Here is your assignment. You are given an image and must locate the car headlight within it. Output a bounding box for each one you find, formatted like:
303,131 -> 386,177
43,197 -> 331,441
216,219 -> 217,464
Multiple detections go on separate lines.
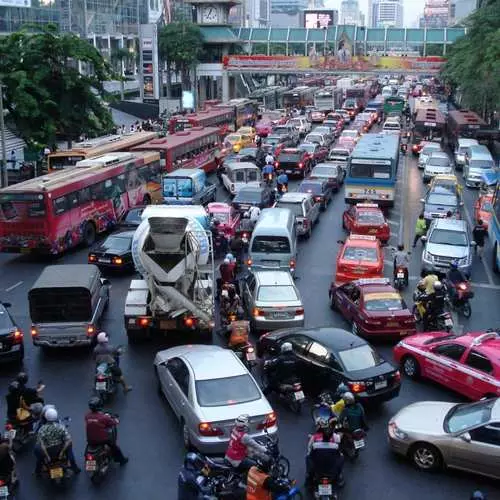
389,422 -> 408,440
458,256 -> 468,265
423,251 -> 434,263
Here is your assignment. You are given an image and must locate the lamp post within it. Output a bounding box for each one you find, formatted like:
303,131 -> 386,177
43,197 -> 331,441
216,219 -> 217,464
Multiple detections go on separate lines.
0,82 -> 7,188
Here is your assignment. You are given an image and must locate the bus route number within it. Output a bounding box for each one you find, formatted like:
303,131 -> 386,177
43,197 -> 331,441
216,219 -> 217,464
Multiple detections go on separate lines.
363,188 -> 377,195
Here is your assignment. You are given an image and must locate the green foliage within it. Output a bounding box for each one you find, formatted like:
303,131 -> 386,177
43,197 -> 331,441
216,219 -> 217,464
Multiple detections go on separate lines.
0,24 -> 114,146
441,0 -> 500,117
158,22 -> 204,89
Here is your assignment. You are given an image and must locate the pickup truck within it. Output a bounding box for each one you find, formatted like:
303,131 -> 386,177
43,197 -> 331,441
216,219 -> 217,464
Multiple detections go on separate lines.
162,168 -> 217,205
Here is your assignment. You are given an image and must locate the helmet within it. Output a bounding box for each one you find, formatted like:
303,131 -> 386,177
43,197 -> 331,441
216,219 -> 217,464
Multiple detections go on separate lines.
280,342 -> 293,354
343,392 -> 355,405
256,455 -> 272,473
235,414 -> 249,428
225,253 -> 234,261
450,260 -> 459,269
8,381 -> 19,393
31,402 -> 44,418
471,492 -> 486,500
184,452 -> 205,471
97,332 -> 109,344
44,408 -> 58,422
336,383 -> 349,397
223,258 -> 230,265
243,211 -> 250,219
88,397 -> 103,412
317,417 -> 330,430
397,244 -> 404,251
433,281 -> 443,291
417,280 -> 426,291
16,372 -> 28,385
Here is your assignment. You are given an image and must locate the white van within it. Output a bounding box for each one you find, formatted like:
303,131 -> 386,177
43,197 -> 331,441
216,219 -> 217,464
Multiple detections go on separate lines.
221,162 -> 262,196
454,138 -> 479,169
382,86 -> 393,98
382,119 -> 402,135
463,145 -> 497,188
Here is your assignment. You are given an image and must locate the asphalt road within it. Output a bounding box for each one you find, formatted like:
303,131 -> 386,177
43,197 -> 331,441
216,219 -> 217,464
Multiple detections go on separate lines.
1,127 -> 500,500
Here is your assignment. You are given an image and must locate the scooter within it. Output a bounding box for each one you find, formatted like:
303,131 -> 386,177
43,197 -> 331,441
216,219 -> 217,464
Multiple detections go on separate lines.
339,427 -> 366,462
94,362 -> 118,402
262,363 -> 305,414
312,476 -> 339,499
85,419 -> 119,483
445,281 -> 473,318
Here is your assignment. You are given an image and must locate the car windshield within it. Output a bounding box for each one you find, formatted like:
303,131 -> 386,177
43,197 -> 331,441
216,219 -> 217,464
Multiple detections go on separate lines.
298,144 -> 315,153
235,190 -> 261,202
123,208 -> 143,225
428,157 -> 449,167
313,167 -> 337,177
364,295 -> 404,311
299,182 -> 322,194
210,212 -> 230,224
338,344 -> 383,371
422,146 -> 441,155
426,194 -> 456,207
257,285 -> 298,301
306,135 -> 322,143
278,153 -> 301,163
265,137 -> 280,145
445,400 -> 495,433
357,211 -> 384,224
342,246 -> 378,262
102,235 -> 131,252
470,160 -> 494,169
275,202 -> 304,217
0,306 -> 13,330
196,374 -> 261,407
429,228 -> 467,246
251,236 -> 290,253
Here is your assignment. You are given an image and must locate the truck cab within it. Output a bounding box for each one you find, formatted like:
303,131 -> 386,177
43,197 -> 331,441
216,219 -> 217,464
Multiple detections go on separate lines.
162,168 -> 216,205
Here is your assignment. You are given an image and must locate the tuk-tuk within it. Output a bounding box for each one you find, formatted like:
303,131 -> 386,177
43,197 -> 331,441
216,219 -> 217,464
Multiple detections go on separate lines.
207,202 -> 241,238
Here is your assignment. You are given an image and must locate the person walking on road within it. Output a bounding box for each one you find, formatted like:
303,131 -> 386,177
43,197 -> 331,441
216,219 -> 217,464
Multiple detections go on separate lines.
472,219 -> 488,260
412,214 -> 427,248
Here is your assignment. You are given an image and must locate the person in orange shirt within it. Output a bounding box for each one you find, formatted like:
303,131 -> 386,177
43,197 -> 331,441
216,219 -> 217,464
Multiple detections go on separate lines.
246,457 -> 289,500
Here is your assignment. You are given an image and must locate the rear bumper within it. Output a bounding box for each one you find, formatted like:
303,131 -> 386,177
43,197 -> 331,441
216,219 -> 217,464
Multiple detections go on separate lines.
253,316 -> 304,332
357,324 -> 416,339
358,384 -> 401,404
0,344 -> 23,362
33,336 -> 92,348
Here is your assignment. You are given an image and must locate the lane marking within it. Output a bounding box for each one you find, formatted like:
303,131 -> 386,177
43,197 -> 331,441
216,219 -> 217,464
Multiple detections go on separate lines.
399,153 -> 409,246
5,281 -> 23,292
387,219 -> 400,226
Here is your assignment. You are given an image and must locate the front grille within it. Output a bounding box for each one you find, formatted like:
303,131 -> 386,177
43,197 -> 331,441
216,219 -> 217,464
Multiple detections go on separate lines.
434,255 -> 453,264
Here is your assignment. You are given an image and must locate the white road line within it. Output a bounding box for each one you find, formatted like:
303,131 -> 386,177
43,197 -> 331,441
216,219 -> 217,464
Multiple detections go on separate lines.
387,219 -> 400,226
5,281 -> 23,292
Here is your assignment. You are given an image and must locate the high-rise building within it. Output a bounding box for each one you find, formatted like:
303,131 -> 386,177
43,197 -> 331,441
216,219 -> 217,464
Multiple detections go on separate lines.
449,0 -> 476,24
308,0 -> 325,8
340,0 -> 359,24
230,0 -> 270,26
270,0 -> 307,15
419,0 -> 450,28
372,0 -> 403,27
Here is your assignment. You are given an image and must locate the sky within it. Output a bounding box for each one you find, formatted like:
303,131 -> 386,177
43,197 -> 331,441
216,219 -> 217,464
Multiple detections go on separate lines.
324,0 -> 426,27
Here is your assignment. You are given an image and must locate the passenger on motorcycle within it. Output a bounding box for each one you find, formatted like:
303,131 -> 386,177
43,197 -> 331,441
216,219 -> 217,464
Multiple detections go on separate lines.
247,456 -> 289,500
305,417 -> 344,489
338,392 -> 369,433
445,260 -> 468,301
263,342 -> 298,395
247,206 -> 261,223
264,153 -> 274,166
423,281 -> 446,330
93,332 -> 132,393
34,407 -> 80,476
177,452 -> 211,500
392,244 -> 410,282
328,383 -> 350,417
0,440 -> 17,487
262,162 -> 274,181
224,415 -> 268,471
220,284 -> 241,318
239,212 -> 255,233
421,270 -> 439,295
85,397 -> 128,465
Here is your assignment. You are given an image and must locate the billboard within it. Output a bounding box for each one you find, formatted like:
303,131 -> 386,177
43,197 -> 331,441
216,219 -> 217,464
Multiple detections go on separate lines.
0,0 -> 31,5
304,9 -> 337,28
139,24 -> 160,101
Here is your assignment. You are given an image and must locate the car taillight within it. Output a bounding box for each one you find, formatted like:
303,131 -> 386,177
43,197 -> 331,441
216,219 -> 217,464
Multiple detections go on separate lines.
112,256 -> 123,265
257,411 -> 277,430
12,329 -> 23,344
136,317 -> 152,327
458,283 -> 467,291
315,196 -> 322,202
198,422 -> 224,437
348,381 -> 366,393
393,371 -> 401,383
289,259 -> 296,270
253,308 -> 264,317
246,258 -> 253,266
96,375 -> 106,382
87,325 -> 95,336
88,254 -> 97,263
295,308 -> 304,316
31,325 -> 38,337
298,162 -> 303,168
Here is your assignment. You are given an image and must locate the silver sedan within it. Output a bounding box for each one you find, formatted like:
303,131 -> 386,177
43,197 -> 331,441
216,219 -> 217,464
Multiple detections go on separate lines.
154,344 -> 277,454
388,398 -> 500,480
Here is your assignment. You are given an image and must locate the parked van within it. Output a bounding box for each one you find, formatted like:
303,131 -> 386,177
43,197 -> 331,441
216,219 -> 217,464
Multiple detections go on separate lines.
29,264 -> 110,348
162,168 -> 216,205
454,138 -> 479,170
464,145 -> 497,188
248,208 -> 297,273
221,162 -> 262,196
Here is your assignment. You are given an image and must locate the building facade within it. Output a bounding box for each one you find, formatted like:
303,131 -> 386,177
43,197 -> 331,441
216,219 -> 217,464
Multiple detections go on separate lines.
449,0 -> 476,24
372,0 -> 403,27
340,0 -> 359,24
270,0 -> 307,15
229,0 -> 270,26
419,0 -> 450,28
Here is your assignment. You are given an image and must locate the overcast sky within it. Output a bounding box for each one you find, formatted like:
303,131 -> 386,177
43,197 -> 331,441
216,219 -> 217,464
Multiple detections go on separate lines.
325,0 -> 425,27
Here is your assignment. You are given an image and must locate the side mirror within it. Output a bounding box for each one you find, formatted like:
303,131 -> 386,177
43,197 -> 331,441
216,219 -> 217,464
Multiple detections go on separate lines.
460,201 -> 464,206
419,198 -> 425,203
101,278 -> 111,286
2,302 -> 11,308
337,240 -> 344,245
421,236 -> 427,242
460,432 -> 471,443
470,241 -> 477,247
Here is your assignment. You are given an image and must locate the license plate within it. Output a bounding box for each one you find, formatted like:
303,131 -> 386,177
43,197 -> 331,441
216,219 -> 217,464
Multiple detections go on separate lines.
445,318 -> 453,326
318,484 -> 332,495
374,380 -> 387,390
49,467 -> 64,479
397,272 -> 404,278
160,320 -> 177,329
353,269 -> 365,274
368,229 -> 377,234
85,460 -> 97,471
95,382 -> 106,391
286,170 -> 292,174
354,439 -> 365,449
387,322 -> 399,327
246,351 -> 256,361
4,429 -> 16,440
0,486 -> 8,497
272,311 -> 289,319
294,390 -> 305,401
99,258 -> 111,263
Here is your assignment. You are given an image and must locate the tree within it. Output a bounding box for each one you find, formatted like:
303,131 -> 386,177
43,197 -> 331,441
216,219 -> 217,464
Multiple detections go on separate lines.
0,24 -> 115,148
440,0 -> 500,120
158,22 -> 204,103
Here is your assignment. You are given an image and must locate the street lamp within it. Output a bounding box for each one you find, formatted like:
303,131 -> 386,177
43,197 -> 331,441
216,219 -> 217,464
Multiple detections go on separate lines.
0,82 -> 7,188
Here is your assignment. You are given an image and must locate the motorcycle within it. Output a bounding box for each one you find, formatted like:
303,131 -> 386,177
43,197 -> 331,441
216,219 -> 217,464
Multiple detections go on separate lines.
262,363 -> 305,414
223,318 -> 257,372
94,363 -> 117,402
310,391 -> 335,426
4,419 -> 34,453
84,418 -> 118,483
0,475 -> 15,500
339,427 -> 366,462
313,476 -> 339,500
413,300 -> 454,332
274,476 -> 302,499
393,266 -> 408,290
445,281 -> 473,318
400,143 -> 408,155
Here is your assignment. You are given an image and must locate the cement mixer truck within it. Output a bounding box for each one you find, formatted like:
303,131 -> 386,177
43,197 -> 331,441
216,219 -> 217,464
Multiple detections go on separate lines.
124,205 -> 215,343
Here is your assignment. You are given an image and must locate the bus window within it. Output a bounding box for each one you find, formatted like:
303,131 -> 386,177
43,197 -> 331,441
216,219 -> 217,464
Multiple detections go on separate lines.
67,192 -> 79,209
53,196 -> 69,215
163,178 -> 177,197
177,178 -> 193,198
79,187 -> 91,203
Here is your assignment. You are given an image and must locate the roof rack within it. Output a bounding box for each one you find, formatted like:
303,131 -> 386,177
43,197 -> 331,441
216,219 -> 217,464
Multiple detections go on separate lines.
472,332 -> 499,346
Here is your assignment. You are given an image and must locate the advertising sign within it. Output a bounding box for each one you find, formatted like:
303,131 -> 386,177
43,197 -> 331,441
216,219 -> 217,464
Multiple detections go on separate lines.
0,0 -> 31,6
304,9 -> 337,28
139,24 -> 160,101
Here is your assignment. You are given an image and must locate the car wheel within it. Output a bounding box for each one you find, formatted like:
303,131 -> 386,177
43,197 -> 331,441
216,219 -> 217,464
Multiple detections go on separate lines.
83,221 -> 96,247
493,243 -> 499,274
410,443 -> 442,471
402,355 -> 420,379
182,421 -> 193,451
154,366 -> 163,396
329,292 -> 337,310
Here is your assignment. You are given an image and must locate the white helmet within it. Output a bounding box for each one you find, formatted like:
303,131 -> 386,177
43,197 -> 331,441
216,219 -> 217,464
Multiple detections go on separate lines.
97,332 -> 109,344
433,281 -> 443,291
45,408 -> 59,422
235,414 -> 249,428
280,342 -> 293,354
343,392 -> 355,405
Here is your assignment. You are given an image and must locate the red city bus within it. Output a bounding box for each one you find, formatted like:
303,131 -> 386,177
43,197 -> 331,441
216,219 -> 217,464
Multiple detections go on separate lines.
0,151 -> 161,255
411,108 -> 446,153
214,99 -> 259,129
132,126 -> 221,174
168,107 -> 235,137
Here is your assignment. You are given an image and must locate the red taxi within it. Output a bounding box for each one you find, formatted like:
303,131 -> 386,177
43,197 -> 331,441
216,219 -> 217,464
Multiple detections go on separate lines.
329,278 -> 416,339
393,330 -> 500,400
342,203 -> 390,244
411,139 -> 433,156
337,137 -> 356,151
207,202 -> 241,238
474,193 -> 493,230
332,234 -> 384,287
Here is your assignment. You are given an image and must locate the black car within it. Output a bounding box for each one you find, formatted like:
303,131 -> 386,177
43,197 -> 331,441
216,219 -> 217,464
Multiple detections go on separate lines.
275,149 -> 312,178
0,302 -> 24,364
257,326 -> 401,404
231,186 -> 274,213
297,179 -> 333,210
88,231 -> 135,270
119,206 -> 146,228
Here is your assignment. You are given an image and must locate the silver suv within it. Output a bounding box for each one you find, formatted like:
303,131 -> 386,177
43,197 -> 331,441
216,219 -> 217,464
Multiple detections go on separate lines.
275,192 -> 319,239
421,218 -> 475,276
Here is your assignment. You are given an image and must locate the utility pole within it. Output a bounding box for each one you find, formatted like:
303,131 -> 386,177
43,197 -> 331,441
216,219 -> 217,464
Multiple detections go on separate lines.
0,82 -> 7,188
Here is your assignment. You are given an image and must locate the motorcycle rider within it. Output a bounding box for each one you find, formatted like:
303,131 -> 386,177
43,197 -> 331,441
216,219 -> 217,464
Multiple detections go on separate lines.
177,452 -> 212,500
338,392 -> 369,433
392,244 -> 410,283
262,160 -> 274,184
5,382 -> 21,424
248,205 -> 261,223
328,383 -> 350,417
224,415 -> 268,472
219,257 -> 237,285
229,232 -> 244,265
246,456 -> 289,500
16,372 -> 44,408
263,342 -> 298,396
276,170 -> 288,193
305,416 -> 344,489
423,281 -> 446,330
445,260 -> 468,302
239,211 -> 255,233
421,270 -> 439,295
93,332 -> 132,393
0,439 -> 17,487
264,152 -> 274,167
35,407 -> 81,476
85,397 -> 128,466
226,308 -> 250,348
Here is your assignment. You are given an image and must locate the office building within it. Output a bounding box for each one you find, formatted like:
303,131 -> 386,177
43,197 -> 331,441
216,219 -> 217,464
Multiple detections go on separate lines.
419,0 -> 450,28
449,0 -> 476,24
271,0 -> 307,15
372,0 -> 403,27
340,0 -> 359,24
308,0 -> 325,7
230,0 -> 270,26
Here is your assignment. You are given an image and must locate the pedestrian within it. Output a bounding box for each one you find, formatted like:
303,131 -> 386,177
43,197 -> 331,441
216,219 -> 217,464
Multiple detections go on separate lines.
472,219 -> 488,259
9,151 -> 16,169
413,213 -> 427,248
